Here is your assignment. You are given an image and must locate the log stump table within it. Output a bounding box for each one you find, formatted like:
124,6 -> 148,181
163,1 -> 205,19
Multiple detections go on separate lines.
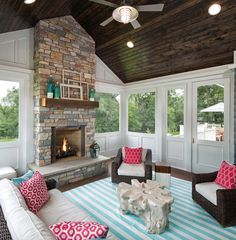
117,179 -> 174,234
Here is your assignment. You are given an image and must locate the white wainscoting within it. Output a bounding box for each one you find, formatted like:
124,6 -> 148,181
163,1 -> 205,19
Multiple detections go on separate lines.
126,133 -> 158,160
0,145 -> 20,169
0,28 -> 34,70
95,132 -> 122,157
166,137 -> 185,169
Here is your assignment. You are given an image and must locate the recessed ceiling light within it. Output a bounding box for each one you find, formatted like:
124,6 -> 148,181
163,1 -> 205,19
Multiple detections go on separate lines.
208,3 -> 221,16
127,41 -> 134,48
24,0 -> 36,4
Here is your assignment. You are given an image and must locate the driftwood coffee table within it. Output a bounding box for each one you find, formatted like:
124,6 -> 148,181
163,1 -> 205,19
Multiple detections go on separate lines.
117,179 -> 174,234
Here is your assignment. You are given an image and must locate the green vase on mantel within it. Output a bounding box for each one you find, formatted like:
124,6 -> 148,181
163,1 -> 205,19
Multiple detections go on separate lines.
89,88 -> 95,101
47,75 -> 54,98
54,82 -> 60,99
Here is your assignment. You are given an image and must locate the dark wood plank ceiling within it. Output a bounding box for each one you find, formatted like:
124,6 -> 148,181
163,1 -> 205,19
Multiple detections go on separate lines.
0,0 -> 235,83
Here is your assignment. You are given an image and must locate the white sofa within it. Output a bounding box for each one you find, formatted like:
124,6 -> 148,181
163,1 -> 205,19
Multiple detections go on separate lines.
0,178 -> 116,240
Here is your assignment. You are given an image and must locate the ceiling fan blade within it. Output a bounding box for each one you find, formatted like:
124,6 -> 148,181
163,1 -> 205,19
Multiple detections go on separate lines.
136,4 -> 164,12
89,0 -> 119,8
131,20 -> 141,29
100,16 -> 114,26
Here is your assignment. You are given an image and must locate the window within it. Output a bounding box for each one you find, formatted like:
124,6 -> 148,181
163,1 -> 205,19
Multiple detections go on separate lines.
0,80 -> 19,142
167,88 -> 184,136
95,92 -> 120,133
197,84 -> 224,141
128,92 -> 155,133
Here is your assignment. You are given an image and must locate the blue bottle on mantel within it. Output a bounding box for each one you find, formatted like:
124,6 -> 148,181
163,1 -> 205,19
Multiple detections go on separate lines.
47,75 -> 54,98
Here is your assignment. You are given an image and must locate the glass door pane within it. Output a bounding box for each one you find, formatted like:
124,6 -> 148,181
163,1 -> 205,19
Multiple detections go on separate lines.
167,88 -> 184,137
197,84 -> 224,141
0,80 -> 19,142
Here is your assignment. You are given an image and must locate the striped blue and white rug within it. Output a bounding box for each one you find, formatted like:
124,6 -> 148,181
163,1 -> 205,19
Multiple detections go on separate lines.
64,177 -> 236,240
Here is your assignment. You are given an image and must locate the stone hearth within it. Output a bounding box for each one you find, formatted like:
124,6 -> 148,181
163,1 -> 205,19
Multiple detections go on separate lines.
33,15 -> 96,167
29,156 -> 110,187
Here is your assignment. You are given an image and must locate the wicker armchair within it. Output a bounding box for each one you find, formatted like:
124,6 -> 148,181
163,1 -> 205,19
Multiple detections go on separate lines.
111,148 -> 152,184
192,170 -> 236,227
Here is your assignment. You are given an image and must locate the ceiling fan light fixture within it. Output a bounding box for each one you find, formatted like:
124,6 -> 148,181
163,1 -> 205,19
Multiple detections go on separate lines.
120,8 -> 132,24
208,3 -> 221,15
24,0 -> 36,4
113,6 -> 139,24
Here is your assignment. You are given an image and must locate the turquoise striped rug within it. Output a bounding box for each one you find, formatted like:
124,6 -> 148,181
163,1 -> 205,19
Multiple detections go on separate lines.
64,177 -> 236,240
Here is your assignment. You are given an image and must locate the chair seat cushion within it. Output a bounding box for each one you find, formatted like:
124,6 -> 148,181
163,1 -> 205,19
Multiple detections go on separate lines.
195,181 -> 226,205
118,162 -> 145,177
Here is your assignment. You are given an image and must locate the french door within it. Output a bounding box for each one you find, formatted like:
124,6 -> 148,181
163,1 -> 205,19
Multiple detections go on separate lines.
163,85 -> 186,169
192,78 -> 230,173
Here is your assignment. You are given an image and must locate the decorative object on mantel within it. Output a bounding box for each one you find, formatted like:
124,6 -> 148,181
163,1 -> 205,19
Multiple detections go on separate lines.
47,75 -> 54,99
54,82 -> 60,99
89,88 -> 95,101
89,141 -> 100,158
61,69 -> 95,101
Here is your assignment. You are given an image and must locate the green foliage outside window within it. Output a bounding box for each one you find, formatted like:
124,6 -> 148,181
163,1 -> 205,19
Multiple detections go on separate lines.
197,85 -> 224,124
128,92 -> 155,134
168,89 -> 184,136
0,86 -> 19,142
95,92 -> 120,133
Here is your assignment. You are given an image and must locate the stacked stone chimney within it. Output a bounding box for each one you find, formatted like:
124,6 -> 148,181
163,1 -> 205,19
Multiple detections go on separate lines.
33,16 -> 96,166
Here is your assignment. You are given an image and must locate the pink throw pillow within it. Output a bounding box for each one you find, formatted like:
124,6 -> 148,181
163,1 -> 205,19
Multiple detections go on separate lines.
215,160 -> 236,189
49,221 -> 109,240
20,171 -> 49,213
124,147 -> 143,164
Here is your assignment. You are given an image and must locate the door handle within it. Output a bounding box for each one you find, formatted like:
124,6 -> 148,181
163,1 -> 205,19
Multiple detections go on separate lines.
192,138 -> 195,144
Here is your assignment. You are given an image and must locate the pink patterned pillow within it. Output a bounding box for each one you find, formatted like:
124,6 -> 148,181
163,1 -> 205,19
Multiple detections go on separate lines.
124,147 -> 143,164
215,160 -> 236,189
20,171 -> 49,213
49,221 -> 109,240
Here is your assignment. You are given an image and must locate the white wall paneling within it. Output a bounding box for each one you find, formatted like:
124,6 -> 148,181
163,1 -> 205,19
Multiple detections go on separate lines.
166,138 -> 185,169
0,29 -> 34,70
96,56 -> 123,86
95,132 -> 122,156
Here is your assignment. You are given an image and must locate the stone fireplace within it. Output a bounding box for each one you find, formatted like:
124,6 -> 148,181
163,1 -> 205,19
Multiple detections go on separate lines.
33,15 -> 96,167
51,125 -> 86,163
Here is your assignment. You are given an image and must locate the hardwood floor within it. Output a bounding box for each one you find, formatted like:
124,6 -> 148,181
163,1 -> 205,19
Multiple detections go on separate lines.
59,166 -> 192,192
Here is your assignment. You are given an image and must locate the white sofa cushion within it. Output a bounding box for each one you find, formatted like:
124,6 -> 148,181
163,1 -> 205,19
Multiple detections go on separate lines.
0,179 -> 28,220
195,181 -> 226,206
37,189 -> 92,225
37,189 -> 115,240
122,147 -> 147,162
118,162 -> 145,177
7,208 -> 55,240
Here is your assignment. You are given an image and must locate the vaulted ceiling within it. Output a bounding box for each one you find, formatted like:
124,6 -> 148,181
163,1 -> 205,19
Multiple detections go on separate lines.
0,0 -> 235,83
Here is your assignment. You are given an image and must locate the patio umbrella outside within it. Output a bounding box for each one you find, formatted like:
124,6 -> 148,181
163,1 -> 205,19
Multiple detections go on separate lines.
200,102 -> 224,113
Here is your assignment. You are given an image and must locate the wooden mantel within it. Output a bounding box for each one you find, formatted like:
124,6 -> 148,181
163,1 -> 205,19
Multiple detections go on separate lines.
41,97 -> 99,108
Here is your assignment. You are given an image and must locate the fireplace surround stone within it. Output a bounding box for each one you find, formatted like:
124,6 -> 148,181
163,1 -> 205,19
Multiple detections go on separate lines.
33,15 -> 96,167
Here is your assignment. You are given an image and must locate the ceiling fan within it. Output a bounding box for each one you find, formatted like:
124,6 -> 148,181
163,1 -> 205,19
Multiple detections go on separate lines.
89,0 -> 164,29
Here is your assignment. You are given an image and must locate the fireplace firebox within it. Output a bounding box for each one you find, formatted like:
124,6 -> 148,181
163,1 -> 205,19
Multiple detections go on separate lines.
51,125 -> 86,163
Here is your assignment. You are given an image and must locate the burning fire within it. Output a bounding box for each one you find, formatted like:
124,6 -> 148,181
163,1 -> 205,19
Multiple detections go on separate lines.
62,137 -> 68,152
